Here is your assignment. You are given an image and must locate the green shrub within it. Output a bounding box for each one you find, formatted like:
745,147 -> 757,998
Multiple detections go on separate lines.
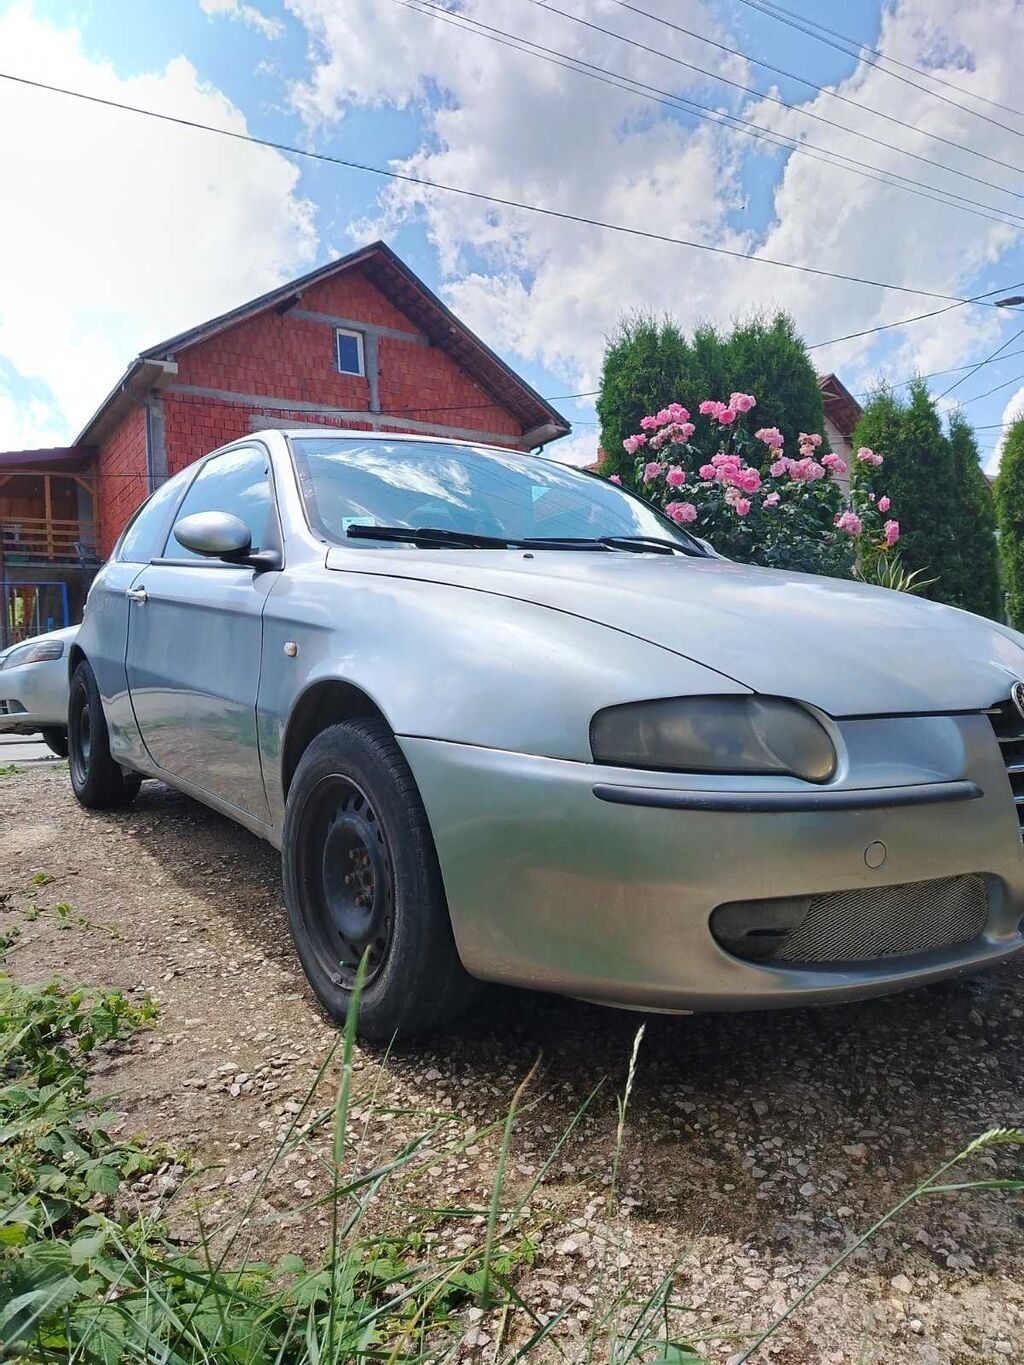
995,418 -> 1024,628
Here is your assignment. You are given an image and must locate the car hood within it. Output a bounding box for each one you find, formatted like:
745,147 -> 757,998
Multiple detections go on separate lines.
327,548 -> 1024,716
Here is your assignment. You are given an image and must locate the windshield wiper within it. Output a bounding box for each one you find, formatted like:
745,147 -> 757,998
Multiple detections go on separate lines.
347,525 -> 619,551
347,524 -> 518,549
346,524 -> 709,556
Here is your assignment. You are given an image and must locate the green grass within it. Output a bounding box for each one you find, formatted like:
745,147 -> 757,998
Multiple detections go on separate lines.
2,929 -> 1023,1363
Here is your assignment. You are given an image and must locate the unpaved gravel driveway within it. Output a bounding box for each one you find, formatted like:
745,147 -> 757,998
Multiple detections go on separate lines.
3,763 -> 1024,1364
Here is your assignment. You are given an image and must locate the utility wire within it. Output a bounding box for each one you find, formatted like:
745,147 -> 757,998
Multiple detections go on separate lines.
609,0 -> 1024,151
1,70 -> 1016,310
807,282 -> 1024,351
519,0 -> 1024,204
854,348 -> 1024,397
939,325 -> 1024,400
398,0 -> 1024,234
958,372 -> 1024,406
737,0 -> 1024,129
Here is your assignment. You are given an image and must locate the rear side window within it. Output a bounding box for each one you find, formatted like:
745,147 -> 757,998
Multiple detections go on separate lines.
165,445 -> 274,560
116,465 -> 196,564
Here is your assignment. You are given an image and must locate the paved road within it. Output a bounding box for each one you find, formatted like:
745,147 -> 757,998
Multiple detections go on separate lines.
0,731 -> 62,765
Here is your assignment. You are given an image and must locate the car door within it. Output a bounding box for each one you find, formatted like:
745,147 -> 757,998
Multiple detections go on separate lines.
124,444 -> 280,823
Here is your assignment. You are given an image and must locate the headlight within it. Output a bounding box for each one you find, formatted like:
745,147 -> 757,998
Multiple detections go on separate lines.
590,695 -> 836,784
4,639 -> 65,669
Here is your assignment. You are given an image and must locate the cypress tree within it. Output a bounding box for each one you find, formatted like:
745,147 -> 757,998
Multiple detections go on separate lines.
851,381 -> 957,604
995,418 -> 1024,628
945,412 -> 1001,619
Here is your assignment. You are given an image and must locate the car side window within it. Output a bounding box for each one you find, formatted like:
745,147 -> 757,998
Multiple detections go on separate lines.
116,465 -> 196,564
164,446 -> 274,561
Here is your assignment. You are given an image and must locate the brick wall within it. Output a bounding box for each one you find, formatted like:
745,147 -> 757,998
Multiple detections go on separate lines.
96,264 -> 530,551
96,405 -> 148,557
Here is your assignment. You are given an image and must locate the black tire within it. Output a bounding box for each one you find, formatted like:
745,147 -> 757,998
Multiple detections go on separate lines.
68,661 -> 142,809
40,726 -> 68,759
282,719 -> 479,1039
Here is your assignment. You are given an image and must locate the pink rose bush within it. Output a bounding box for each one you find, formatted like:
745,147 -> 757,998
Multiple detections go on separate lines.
616,393 -> 901,577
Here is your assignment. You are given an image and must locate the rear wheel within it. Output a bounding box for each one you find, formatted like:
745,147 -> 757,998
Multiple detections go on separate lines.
40,726 -> 68,759
282,719 -> 478,1039
68,661 -> 141,809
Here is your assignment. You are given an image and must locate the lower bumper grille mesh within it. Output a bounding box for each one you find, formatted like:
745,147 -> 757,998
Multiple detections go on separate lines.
712,874 -> 989,966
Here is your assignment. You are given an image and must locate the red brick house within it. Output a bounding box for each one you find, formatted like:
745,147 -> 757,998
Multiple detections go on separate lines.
0,242 -> 568,642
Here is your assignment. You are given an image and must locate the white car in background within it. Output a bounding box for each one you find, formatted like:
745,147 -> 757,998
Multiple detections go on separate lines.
0,625 -> 78,757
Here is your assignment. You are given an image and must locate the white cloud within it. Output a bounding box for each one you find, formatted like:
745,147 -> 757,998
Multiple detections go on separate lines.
985,385 -> 1024,474
285,0 -> 1024,405
0,1 -> 315,449
199,0 -> 283,40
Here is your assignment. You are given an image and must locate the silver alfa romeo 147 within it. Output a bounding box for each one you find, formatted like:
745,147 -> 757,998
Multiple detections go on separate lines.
71,429 -> 1024,1037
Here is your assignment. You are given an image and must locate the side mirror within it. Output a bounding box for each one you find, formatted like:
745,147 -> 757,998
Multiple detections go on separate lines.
173,511 -> 251,560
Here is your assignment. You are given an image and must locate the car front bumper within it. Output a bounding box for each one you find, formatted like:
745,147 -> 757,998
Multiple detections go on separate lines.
0,659 -> 69,734
399,711 -> 1024,1012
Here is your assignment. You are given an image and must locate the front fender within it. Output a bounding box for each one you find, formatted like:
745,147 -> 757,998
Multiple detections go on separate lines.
257,564 -> 747,831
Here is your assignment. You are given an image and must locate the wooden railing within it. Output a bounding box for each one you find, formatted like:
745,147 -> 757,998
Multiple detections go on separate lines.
0,517 -> 99,564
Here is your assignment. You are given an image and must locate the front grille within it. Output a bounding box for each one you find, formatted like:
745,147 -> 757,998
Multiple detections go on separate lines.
711,874 -> 989,966
987,700 -> 1024,841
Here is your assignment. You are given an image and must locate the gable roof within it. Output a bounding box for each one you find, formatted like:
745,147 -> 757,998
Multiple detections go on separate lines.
76,241 -> 569,447
818,372 -> 863,438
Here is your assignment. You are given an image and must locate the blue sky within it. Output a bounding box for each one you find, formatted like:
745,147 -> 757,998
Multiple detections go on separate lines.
3,0 -> 1024,468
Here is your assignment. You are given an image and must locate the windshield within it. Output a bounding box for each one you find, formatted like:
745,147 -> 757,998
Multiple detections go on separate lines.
289,437 -> 700,549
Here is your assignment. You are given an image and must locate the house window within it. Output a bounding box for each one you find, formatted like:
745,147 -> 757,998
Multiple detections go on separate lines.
336,328 -> 365,377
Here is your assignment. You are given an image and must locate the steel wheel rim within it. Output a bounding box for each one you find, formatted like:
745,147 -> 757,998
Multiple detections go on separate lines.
70,681 -> 92,782
297,775 -> 394,989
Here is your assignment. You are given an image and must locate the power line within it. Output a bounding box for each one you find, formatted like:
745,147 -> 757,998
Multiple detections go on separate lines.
853,347 -> 1024,397
519,0 -> 1024,206
807,282 -> 1024,351
737,0 -> 1024,130
399,0 -> 1024,234
959,372 -> 1024,406
939,325 -> 1024,400
610,0 -> 1024,151
2,70 -> 1017,310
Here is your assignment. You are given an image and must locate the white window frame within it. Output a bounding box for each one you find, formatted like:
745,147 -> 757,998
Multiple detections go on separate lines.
335,327 -> 365,377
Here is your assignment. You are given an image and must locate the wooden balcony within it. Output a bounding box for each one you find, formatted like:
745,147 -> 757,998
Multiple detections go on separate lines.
0,515 -> 99,564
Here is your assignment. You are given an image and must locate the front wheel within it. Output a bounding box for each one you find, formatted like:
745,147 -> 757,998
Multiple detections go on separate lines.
68,661 -> 141,809
282,719 -> 478,1039
40,726 -> 68,758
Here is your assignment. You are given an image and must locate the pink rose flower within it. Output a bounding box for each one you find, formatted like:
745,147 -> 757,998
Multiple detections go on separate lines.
717,407 -> 737,425
729,392 -> 756,413
622,433 -> 646,455
821,453 -> 848,475
856,446 -> 884,467
878,495 -> 891,513
698,399 -> 721,416
884,518 -> 900,546
734,497 -> 751,517
834,510 -> 862,535
755,426 -> 784,450
666,403 -> 690,424
698,463 -> 717,480
643,461 -> 663,483
608,474 -> 622,486
665,500 -> 698,524
763,491 -> 780,507
655,409 -> 672,427
640,414 -> 659,431
739,468 -> 762,493
666,467 -> 686,488
677,422 -> 695,441
769,457 -> 790,478
798,432 -> 822,449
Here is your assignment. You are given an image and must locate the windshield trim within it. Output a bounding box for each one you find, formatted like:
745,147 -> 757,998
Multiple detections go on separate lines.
285,432 -> 708,554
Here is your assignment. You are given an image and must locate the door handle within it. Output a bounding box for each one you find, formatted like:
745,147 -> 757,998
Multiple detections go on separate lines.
125,587 -> 148,604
